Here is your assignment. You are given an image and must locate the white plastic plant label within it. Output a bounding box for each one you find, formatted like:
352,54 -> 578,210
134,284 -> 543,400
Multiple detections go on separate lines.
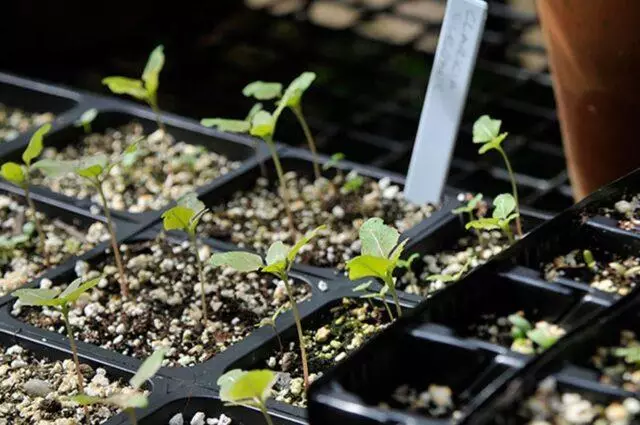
404,0 -> 488,204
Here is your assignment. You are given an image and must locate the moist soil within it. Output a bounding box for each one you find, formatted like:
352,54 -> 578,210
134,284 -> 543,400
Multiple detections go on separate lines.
0,343 -> 134,425
466,311 -> 566,354
518,377 -> 640,424
200,170 -> 437,269
259,297 -> 393,407
0,104 -> 54,143
0,194 -> 106,296
30,121 -> 241,213
590,330 -> 640,392
382,383 -> 460,420
601,196 -> 640,233
398,229 -> 509,298
15,233 -> 311,367
544,249 -> 640,296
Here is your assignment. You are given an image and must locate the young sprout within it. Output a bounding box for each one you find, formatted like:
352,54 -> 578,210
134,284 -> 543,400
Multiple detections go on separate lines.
352,280 -> 394,321
162,192 -> 209,325
103,45 -> 166,133
473,115 -> 522,236
466,194 -> 520,244
341,173 -> 365,194
71,347 -> 167,425
426,259 -> 471,284
74,108 -> 98,134
583,249 -> 597,271
259,304 -> 287,352
614,346 -> 640,365
13,276 -> 101,393
323,152 -> 346,180
218,369 -> 278,425
345,218 -> 409,319
0,223 -> 35,266
243,73 -> 321,180
508,314 -> 561,352
210,225 -> 325,389
33,142 -> 140,297
0,124 -> 51,255
453,194 -> 484,225
508,313 -> 533,340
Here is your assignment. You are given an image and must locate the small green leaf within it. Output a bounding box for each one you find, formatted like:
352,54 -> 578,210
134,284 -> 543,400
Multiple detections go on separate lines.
102,77 -> 148,101
218,369 -> 277,406
265,241 -> 289,267
281,72 -> 316,108
74,109 -> 98,128
452,193 -> 483,215
161,206 -> 194,232
250,110 -> 275,138
246,103 -> 264,121
23,123 -> 51,166
426,273 -> 458,283
342,174 -> 364,194
346,255 -> 393,281
142,45 -> 165,95
465,217 -> 501,231
12,288 -> 61,306
613,346 -> 640,364
75,155 -> 108,179
396,252 -> 419,269
388,239 -> 409,266
583,249 -> 596,270
243,81 -> 283,100
323,152 -> 345,171
200,118 -> 251,133
1,163 -> 25,186
287,225 -> 326,264
59,276 -> 101,304
177,192 -> 205,215
130,347 -> 168,389
527,328 -> 559,349
210,251 -> 264,272
508,314 -> 532,333
477,133 -> 507,154
353,281 -> 372,292
492,194 -> 516,220
473,115 -> 501,143
32,159 -> 74,177
70,394 -> 105,406
359,218 -> 399,259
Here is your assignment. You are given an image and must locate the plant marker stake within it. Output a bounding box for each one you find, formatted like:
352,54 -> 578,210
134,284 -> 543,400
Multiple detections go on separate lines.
404,0 -> 488,204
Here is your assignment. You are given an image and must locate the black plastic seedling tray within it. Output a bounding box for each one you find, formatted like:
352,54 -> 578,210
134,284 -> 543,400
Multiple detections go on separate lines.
308,167 -> 640,425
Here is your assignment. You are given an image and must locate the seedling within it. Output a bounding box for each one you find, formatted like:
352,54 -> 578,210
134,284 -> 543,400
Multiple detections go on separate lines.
614,346 -> 640,365
259,304 -> 287,351
210,225 -> 325,389
13,276 -> 101,393
342,173 -> 365,194
473,115 -> 522,236
103,45 -> 166,133
346,218 -> 409,319
33,142 -> 140,297
0,223 -> 35,266
71,347 -> 167,425
583,249 -> 597,271
508,313 -> 533,340
508,314 -> 561,351
218,369 -> 278,425
426,259 -> 472,284
466,194 -> 519,243
353,280 -> 394,321
74,108 -> 98,134
0,124 -> 51,255
242,73 -> 321,180
162,192 -> 209,325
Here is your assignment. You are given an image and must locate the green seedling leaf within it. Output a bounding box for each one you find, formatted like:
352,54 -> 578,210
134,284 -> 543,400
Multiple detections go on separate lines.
527,328 -> 558,349
613,346 -> 640,364
142,45 -> 164,95
281,72 -> 316,108
243,81 -> 283,100
389,239 -> 409,265
508,314 -> 532,333
102,77 -> 148,101
23,123 -> 51,166
58,276 -> 101,304
200,118 -> 251,133
473,115 -> 501,143
71,392 -> 149,409
210,251 -> 264,272
493,194 -> 517,219
162,206 -> 194,232
287,225 -> 326,264
0,163 -> 25,186
342,174 -> 364,194
478,133 -> 507,155
452,193 -> 483,215
353,281 -> 373,292
583,249 -> 596,270
177,192 -> 205,216
359,217 -> 400,259
74,109 -> 98,129
465,217 -> 501,231
75,155 -> 108,179
32,159 -> 75,177
12,288 -> 60,306
396,252 -> 419,270
130,347 -> 168,389
346,255 -> 393,281
218,369 -> 277,406
265,241 -> 289,267
250,110 -> 276,138
246,103 -> 264,121
323,152 -> 345,171
426,273 -> 458,283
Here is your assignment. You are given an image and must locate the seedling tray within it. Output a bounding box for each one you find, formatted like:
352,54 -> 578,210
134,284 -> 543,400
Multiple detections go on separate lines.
308,167 -> 640,425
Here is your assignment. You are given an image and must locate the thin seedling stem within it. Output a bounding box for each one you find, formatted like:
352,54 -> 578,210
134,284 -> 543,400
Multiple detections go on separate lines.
189,232 -> 208,325
383,275 -> 402,318
96,182 -> 129,297
281,272 -> 310,389
126,409 -> 138,425
23,182 -> 46,257
381,298 -> 394,322
265,137 -> 296,237
258,399 -> 275,425
61,307 -> 85,393
149,95 -> 167,135
291,105 -> 321,181
497,147 -> 522,237
83,123 -> 91,134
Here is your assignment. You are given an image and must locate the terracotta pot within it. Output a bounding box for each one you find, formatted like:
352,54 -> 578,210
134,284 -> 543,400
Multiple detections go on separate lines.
536,0 -> 640,200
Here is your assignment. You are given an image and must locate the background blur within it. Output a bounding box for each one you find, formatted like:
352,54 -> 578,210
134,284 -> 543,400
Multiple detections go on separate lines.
0,0 -> 571,212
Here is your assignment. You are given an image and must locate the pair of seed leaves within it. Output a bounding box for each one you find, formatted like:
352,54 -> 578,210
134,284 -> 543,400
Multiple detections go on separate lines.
161,192 -> 207,236
465,193 -> 518,232
201,72 -> 316,139
217,369 -> 278,407
0,124 -> 51,187
473,115 -> 508,154
102,45 -> 164,104
508,313 -> 559,349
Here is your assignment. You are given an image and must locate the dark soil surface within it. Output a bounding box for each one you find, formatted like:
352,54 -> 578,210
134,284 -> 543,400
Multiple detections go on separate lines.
30,121 -> 241,213
590,330 -> 640,392
258,297 -> 393,407
200,171 -> 437,269
0,194 -> 106,296
0,104 -> 54,143
0,343 -> 133,424
544,249 -> 640,296
15,234 -> 312,367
